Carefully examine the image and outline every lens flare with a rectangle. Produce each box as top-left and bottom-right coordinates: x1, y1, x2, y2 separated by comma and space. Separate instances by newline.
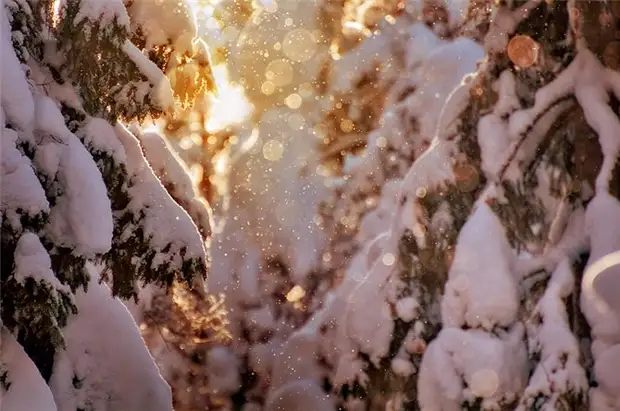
582, 250, 620, 314
507, 35, 539, 68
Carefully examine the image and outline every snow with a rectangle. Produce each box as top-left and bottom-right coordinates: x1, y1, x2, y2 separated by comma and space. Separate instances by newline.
268, 330, 324, 393
320, 238, 396, 369
24, 60, 82, 111
125, 0, 196, 50
594, 345, 620, 405
395, 296, 419, 322
137, 129, 213, 240
77, 117, 127, 164
121, 40, 174, 112
207, 208, 255, 305
477, 111, 513, 180
430, 39, 484, 140
476, 69, 525, 180
114, 123, 206, 269
507, 49, 582, 139
493, 70, 521, 117
140, 132, 195, 201
48, 265, 173, 411
581, 192, 620, 351
0, 328, 58, 411
22, 96, 114, 256
34, 95, 71, 137
516, 207, 589, 278
1, 126, 50, 228
226, 108, 328, 283
248, 340, 279, 381
573, 51, 620, 410
246, 305, 276, 333
483, 0, 543, 55
405, 23, 443, 68
33, 141, 62, 180
357, 180, 401, 245
518, 259, 588, 410
46, 130, 113, 255
206, 346, 241, 394
391, 356, 415, 377
395, 27, 484, 144
265, 379, 334, 411
0, 8, 34, 133
3, 1, 612, 409
1, 1, 212, 409
329, 29, 397, 94
13, 232, 71, 293
70, 0, 130, 30
332, 352, 367, 389
418, 324, 527, 410
578, 58, 620, 191
505, 45, 620, 190
441, 200, 519, 331
487, 36, 620, 409
346, 293, 394, 365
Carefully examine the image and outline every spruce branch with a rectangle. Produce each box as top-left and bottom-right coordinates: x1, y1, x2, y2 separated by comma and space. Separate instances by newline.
495, 94, 572, 184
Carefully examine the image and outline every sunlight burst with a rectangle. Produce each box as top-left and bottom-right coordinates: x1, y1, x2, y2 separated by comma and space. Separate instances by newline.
205, 65, 253, 132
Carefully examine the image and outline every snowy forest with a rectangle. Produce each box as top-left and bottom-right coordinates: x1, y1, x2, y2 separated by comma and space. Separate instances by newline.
2, 0, 620, 410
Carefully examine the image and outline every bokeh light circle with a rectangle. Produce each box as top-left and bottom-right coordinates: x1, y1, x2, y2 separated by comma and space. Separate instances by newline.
285, 93, 303, 109
266, 59, 294, 87
470, 369, 500, 398
261, 81, 276, 95
287, 113, 306, 130
283, 28, 317, 62
262, 139, 284, 161
507, 35, 539, 68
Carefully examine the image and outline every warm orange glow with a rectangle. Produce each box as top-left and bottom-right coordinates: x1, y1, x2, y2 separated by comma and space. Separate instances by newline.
182, 0, 253, 131
185, 0, 214, 28
205, 65, 253, 132
51, 0, 62, 27
286, 285, 306, 303
507, 35, 539, 68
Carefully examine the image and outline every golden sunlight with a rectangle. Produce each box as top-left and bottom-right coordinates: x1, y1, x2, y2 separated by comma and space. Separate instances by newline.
51, 0, 62, 27
185, 0, 214, 22
285, 285, 306, 303
183, 0, 254, 132
205, 65, 253, 132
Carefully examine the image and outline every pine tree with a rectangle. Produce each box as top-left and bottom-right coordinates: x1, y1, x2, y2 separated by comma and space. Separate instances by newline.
0, 0, 211, 409
317, 0, 475, 289
169, 1, 342, 409
263, 0, 620, 410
